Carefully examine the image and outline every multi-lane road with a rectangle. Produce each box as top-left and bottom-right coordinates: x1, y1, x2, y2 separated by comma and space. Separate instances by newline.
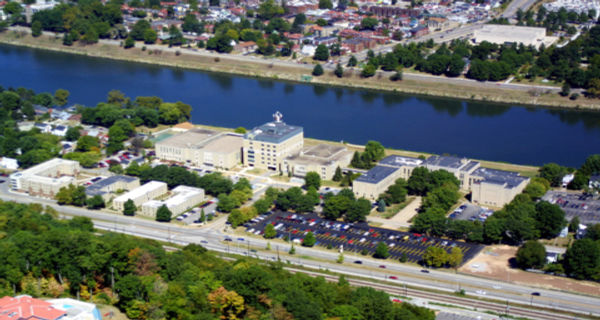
1, 184, 599, 319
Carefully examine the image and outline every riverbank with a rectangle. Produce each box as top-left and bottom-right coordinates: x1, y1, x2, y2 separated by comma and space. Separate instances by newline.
1, 29, 599, 111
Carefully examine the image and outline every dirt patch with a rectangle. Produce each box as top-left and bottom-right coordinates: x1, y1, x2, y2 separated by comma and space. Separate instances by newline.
460, 245, 600, 295
97, 304, 129, 320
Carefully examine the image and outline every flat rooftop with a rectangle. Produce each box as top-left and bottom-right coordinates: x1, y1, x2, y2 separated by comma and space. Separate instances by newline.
354, 166, 399, 184
473, 167, 528, 188
379, 155, 423, 167
86, 175, 139, 196
245, 121, 303, 144
424, 155, 467, 169
156, 128, 220, 148
203, 134, 243, 153
143, 185, 203, 208
114, 181, 167, 202
302, 144, 346, 159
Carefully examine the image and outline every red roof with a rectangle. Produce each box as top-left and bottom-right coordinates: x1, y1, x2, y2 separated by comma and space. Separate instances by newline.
0, 296, 66, 320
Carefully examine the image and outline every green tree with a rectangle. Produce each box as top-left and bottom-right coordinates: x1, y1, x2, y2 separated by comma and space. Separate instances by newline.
347, 55, 357, 67
423, 246, 448, 267
563, 238, 600, 280
447, 247, 463, 269
364, 141, 385, 162
377, 199, 386, 212
123, 199, 136, 216
539, 163, 569, 187
302, 231, 316, 247
200, 208, 206, 223
156, 204, 172, 222
264, 223, 277, 239
360, 17, 379, 30
516, 240, 546, 269
312, 64, 324, 76
234, 127, 246, 134
319, 0, 333, 9
314, 44, 330, 61
333, 166, 343, 181
124, 37, 135, 49
304, 171, 322, 190
373, 242, 390, 259
143, 28, 157, 44
568, 216, 580, 232
334, 63, 344, 78
65, 126, 81, 142
533, 201, 566, 239
86, 195, 105, 209
31, 20, 42, 37
361, 63, 376, 78
53, 89, 69, 107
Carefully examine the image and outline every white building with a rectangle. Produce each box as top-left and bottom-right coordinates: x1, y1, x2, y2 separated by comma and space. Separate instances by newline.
9, 158, 80, 198
48, 298, 102, 320
0, 157, 19, 170
141, 185, 205, 217
113, 181, 168, 212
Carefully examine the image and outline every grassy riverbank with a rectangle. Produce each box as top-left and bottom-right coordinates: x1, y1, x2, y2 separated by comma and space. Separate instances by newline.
1, 30, 599, 111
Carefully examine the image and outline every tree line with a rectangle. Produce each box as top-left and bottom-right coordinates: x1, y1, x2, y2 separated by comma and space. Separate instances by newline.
0, 200, 436, 320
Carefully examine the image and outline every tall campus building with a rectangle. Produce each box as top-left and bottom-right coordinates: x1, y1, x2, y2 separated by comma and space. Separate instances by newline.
243, 112, 304, 171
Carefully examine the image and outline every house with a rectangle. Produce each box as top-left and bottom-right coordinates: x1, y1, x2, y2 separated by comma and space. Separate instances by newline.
0, 157, 19, 170
17, 121, 35, 132
52, 125, 69, 137
562, 173, 574, 187
590, 174, 600, 190
235, 41, 258, 53
34, 122, 52, 133
313, 36, 337, 46
342, 37, 377, 52
411, 25, 429, 37
0, 295, 66, 320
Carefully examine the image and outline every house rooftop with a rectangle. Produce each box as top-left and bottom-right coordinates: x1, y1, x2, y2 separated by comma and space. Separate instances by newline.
354, 166, 399, 184
472, 167, 529, 189
86, 175, 139, 196
0, 295, 66, 320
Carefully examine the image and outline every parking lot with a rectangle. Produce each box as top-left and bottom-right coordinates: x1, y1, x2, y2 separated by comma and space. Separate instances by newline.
542, 191, 600, 225
245, 211, 483, 265
449, 203, 494, 222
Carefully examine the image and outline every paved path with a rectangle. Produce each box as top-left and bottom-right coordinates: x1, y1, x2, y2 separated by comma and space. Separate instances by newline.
368, 197, 421, 229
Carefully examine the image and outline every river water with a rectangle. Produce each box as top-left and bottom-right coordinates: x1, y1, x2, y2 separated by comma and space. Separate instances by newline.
1, 43, 599, 167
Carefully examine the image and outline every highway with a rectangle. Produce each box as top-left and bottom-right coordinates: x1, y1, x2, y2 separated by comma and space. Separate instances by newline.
1, 185, 599, 319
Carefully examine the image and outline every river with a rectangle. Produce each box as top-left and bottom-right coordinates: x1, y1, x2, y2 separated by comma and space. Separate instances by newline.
1, 43, 599, 167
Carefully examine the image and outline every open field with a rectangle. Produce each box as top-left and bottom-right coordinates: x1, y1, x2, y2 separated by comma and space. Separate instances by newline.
460, 245, 600, 295
1, 29, 600, 110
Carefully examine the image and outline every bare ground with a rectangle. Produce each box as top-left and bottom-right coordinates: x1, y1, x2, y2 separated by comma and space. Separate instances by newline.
460, 245, 600, 296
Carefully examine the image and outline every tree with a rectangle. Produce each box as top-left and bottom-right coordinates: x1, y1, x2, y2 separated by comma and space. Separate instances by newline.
304, 171, 321, 190
124, 37, 135, 49
373, 242, 390, 259
568, 216, 580, 233
516, 240, 546, 269
264, 224, 277, 239
31, 20, 42, 37
390, 70, 403, 81
123, 199, 136, 216
346, 198, 371, 222
360, 17, 379, 30
377, 199, 386, 212
312, 64, 324, 76
361, 63, 376, 78
447, 247, 463, 269
303, 232, 316, 247
334, 63, 344, 78
539, 163, 569, 187
423, 246, 448, 267
534, 201, 566, 238
65, 126, 81, 142
563, 238, 600, 280
86, 195, 105, 209
560, 82, 571, 97
314, 44, 330, 61
318, 0, 333, 9
347, 55, 357, 67
333, 166, 343, 181
143, 28, 157, 44
156, 205, 172, 222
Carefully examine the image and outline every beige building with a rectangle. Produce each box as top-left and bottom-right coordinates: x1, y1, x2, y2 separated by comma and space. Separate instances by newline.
113, 181, 168, 212
9, 158, 80, 198
470, 168, 529, 207
85, 175, 140, 202
473, 25, 557, 49
283, 144, 353, 180
141, 185, 205, 218
352, 166, 403, 200
352, 154, 529, 207
155, 128, 243, 170
243, 112, 304, 171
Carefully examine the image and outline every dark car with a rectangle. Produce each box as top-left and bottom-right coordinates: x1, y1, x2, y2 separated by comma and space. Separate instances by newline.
420, 269, 430, 273
531, 292, 541, 296
379, 265, 386, 269
353, 260, 363, 264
